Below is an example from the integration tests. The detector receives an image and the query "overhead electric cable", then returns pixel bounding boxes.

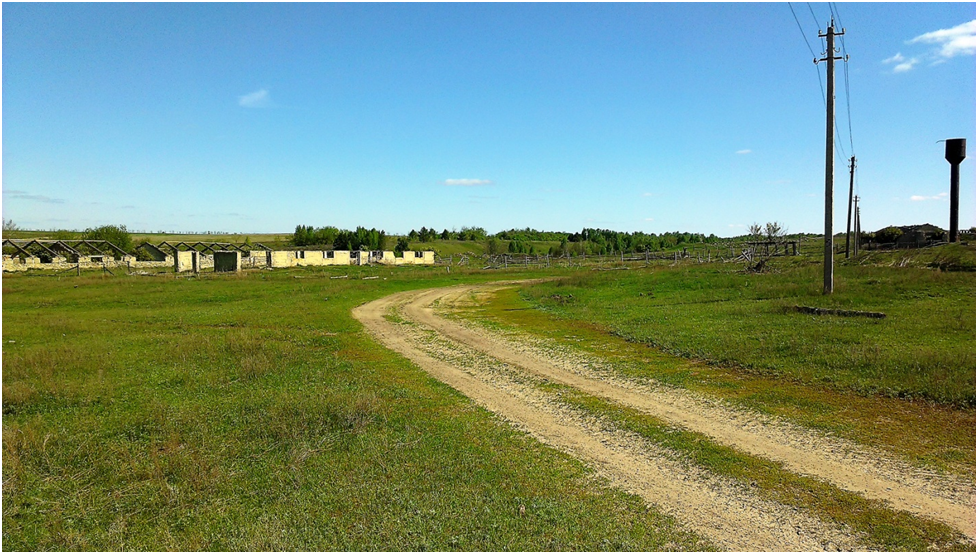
[789,4,828,109]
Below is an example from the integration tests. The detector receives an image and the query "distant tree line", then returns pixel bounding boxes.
[407,226,488,242]
[562,228,720,256]
[292,225,386,251]
[293,223,733,257]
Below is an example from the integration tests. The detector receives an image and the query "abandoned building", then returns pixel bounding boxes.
[2,238,436,273]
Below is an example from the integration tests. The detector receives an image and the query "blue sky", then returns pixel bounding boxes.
[3,2,975,237]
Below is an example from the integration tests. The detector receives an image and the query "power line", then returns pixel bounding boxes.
[791,3,852,163]
[831,1,855,157]
[805,2,850,160]
[789,3,830,126]
[807,3,825,50]
[789,3,818,58]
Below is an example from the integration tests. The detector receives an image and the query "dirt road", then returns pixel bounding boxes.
[353,283,976,550]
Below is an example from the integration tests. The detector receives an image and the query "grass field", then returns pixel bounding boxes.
[3,245,975,549]
[521,244,976,407]
[2,265,709,551]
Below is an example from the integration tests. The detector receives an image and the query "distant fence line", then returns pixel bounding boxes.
[435,243,802,270]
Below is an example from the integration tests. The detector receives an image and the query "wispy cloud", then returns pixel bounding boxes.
[883,52,919,72]
[443,178,492,186]
[644,217,655,222]
[909,19,976,59]
[885,20,976,73]
[736,149,752,155]
[2,189,65,204]
[911,192,949,201]
[239,89,272,108]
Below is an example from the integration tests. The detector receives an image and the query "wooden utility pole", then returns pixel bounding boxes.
[817,20,844,293]
[845,156,856,258]
[853,195,860,256]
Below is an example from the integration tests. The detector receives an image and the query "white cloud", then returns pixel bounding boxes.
[910,192,949,201]
[887,20,976,73]
[893,59,920,72]
[238,89,272,108]
[642,192,655,197]
[883,52,919,73]
[736,149,752,155]
[644,217,655,222]
[909,20,976,58]
[443,178,492,186]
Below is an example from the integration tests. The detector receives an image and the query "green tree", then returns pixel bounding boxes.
[747,223,763,241]
[765,222,786,242]
[486,237,501,255]
[394,237,410,254]
[83,224,133,252]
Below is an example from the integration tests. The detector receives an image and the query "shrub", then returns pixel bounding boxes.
[83,225,133,252]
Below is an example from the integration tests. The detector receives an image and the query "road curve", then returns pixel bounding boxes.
[353,282,976,547]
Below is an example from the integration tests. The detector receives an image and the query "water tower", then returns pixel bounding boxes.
[944,138,966,242]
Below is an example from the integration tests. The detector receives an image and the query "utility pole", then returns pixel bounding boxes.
[816,20,845,293]
[853,195,860,256]
[845,156,856,258]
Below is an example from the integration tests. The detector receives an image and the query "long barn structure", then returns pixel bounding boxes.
[2,239,435,272]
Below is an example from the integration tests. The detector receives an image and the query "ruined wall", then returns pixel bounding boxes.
[2,256,42,272]
[395,251,435,265]
[291,250,351,266]
[243,253,269,269]
[268,251,295,268]
[372,251,397,265]
[2,254,173,273]
[4,249,434,272]
[325,250,351,265]
[174,251,196,273]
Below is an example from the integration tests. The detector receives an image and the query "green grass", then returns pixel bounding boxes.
[407,239,488,258]
[2,266,710,551]
[5,247,975,549]
[453,269,974,480]
[520,246,976,407]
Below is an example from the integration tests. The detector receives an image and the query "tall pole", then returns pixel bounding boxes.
[817,21,844,293]
[845,156,855,258]
[853,196,860,256]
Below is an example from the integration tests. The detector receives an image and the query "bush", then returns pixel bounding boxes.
[875,226,903,244]
[83,225,132,252]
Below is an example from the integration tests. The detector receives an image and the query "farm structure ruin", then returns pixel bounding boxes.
[2,239,435,273]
